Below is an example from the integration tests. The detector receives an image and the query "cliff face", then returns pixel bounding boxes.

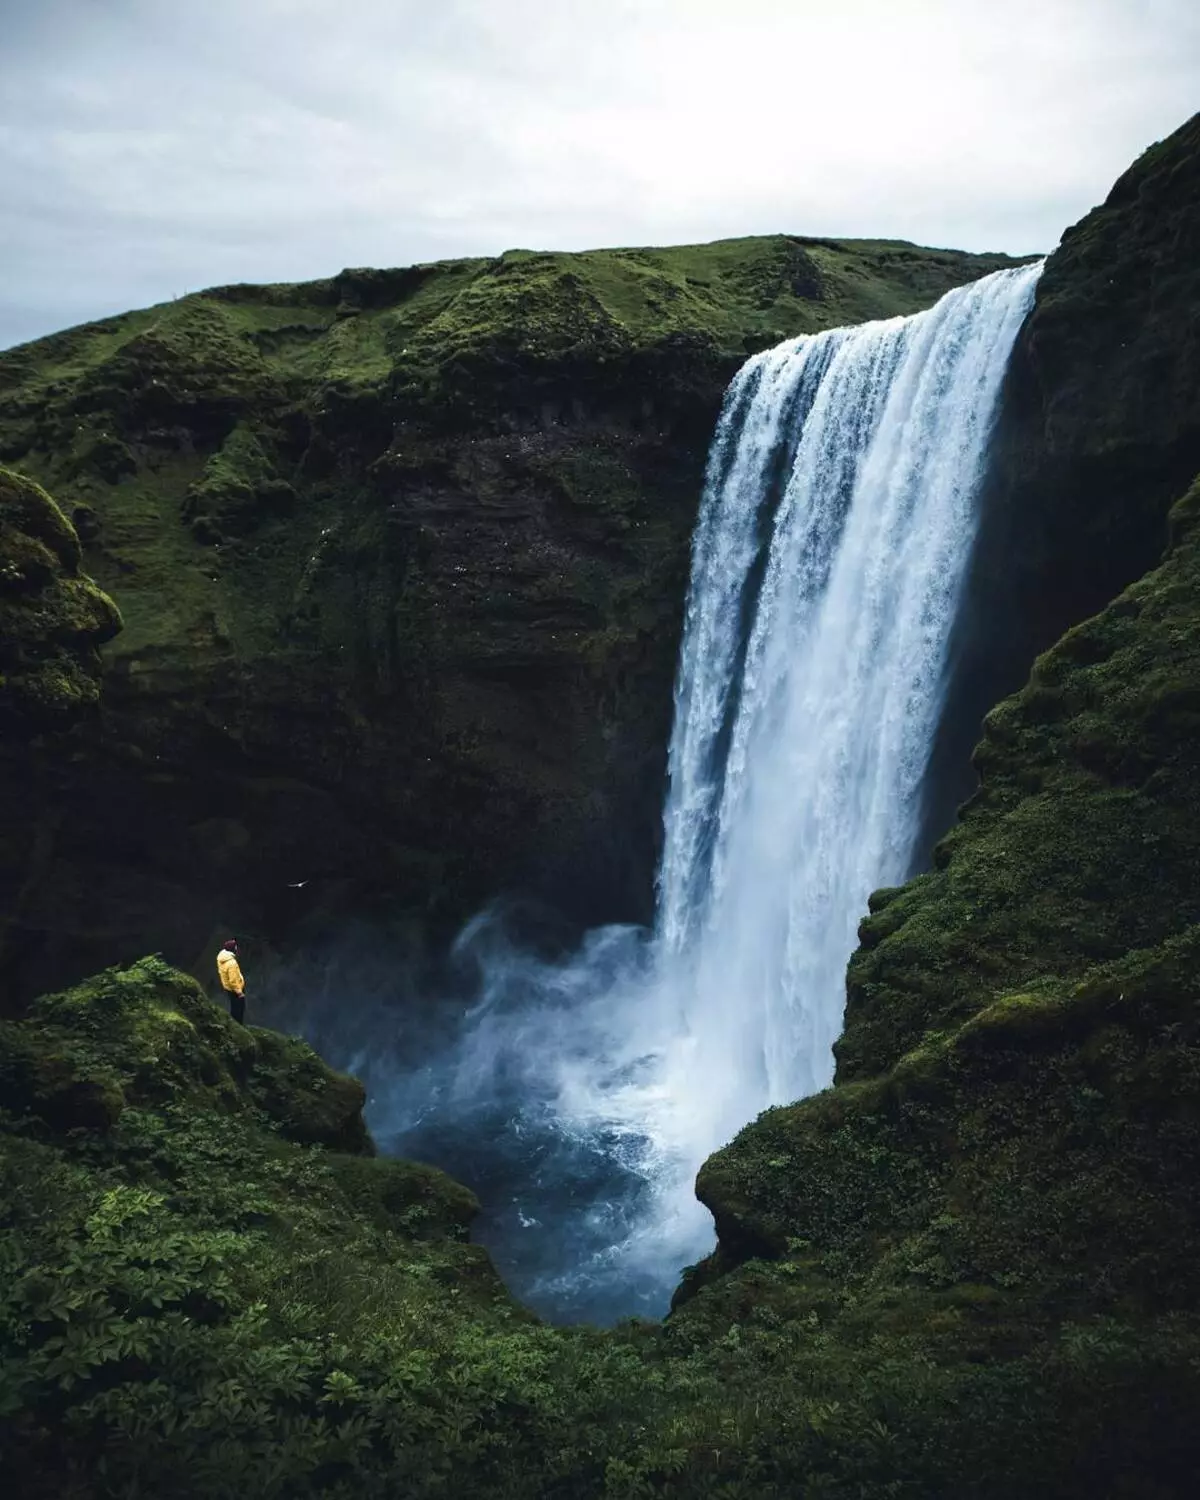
[923,111,1200,841]
[0,236,1022,1000]
[0,470,121,1006]
[994,109,1200,636]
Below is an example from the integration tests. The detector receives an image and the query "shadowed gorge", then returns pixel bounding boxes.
[3,109,1200,1499]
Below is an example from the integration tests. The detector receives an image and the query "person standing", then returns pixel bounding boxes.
[216,938,247,1024]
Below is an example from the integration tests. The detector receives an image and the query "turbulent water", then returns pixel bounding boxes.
[273,261,1042,1324]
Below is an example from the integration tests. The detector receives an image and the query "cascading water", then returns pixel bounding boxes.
[269,260,1042,1324]
[655,261,1043,1146]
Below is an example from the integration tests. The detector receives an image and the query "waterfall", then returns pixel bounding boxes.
[656,261,1043,1135]
[274,260,1043,1324]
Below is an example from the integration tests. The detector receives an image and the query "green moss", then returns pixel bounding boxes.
[74,299,275,437]
[0,466,121,729]
[183,422,295,543]
[0,234,1025,449]
[11,957,370,1153]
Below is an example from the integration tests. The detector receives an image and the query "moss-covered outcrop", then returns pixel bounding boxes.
[0,467,120,730]
[0,957,375,1150]
[0,237,1025,999]
[0,958,532,1496]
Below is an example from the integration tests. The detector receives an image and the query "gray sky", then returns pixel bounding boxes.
[2,0,1198,350]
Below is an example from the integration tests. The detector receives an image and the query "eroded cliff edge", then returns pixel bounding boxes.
[924,110,1200,837]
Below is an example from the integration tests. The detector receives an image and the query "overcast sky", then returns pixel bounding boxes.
[2,0,1197,349]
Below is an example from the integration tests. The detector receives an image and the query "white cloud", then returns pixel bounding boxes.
[1,0,1197,346]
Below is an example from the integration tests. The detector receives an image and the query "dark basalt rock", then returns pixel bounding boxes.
[923,110,1200,849]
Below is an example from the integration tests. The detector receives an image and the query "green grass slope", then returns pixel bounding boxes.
[0,236,1023,440]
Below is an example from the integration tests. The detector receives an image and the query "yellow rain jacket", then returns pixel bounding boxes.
[216,947,245,997]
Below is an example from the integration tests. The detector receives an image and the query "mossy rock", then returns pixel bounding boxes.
[0,956,540,1499]
[244,1029,370,1152]
[329,1152,480,1241]
[0,466,121,729]
[5,957,373,1153]
[182,422,296,542]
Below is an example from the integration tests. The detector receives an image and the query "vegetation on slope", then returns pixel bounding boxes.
[5,931,1198,1498]
[0,467,120,730]
[0,236,1025,457]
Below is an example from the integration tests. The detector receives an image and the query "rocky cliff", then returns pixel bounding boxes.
[0,470,121,1006]
[0,237,1023,1001]
[923,110,1200,838]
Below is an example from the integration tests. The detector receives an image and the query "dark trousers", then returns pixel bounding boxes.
[229,991,246,1025]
